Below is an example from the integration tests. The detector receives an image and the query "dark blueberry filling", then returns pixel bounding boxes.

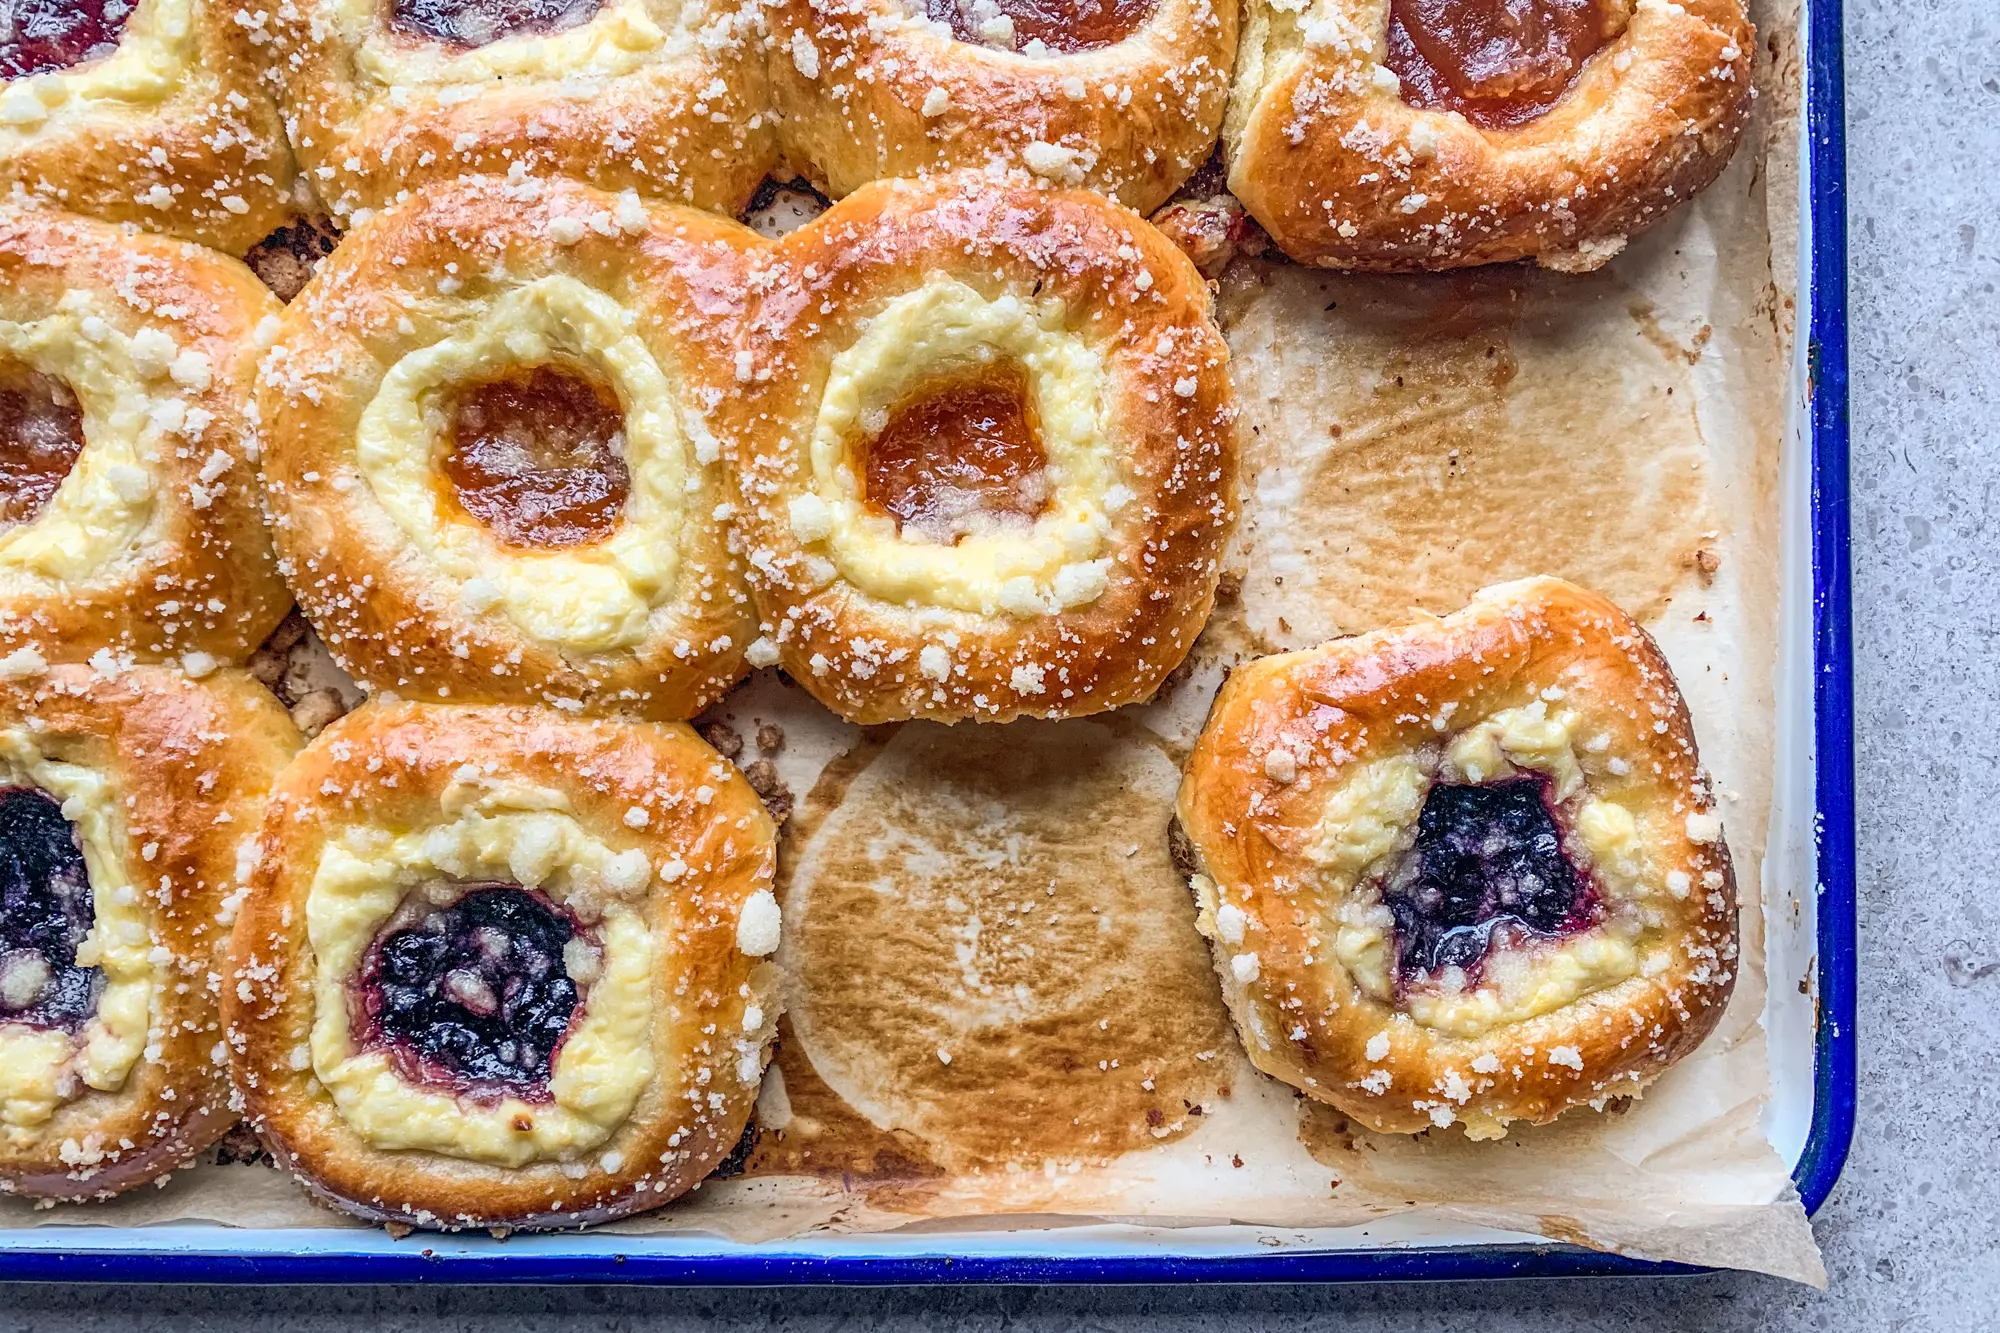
[1385,777,1596,982]
[0,0,134,80]
[388,0,601,47]
[0,786,99,1031]
[359,885,585,1102]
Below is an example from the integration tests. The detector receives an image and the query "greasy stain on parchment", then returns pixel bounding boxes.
[1216,260,1718,649]
[764,719,1234,1176]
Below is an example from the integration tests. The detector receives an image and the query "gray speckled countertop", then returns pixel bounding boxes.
[4,0,1993,1326]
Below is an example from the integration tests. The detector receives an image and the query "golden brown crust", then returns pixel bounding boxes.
[1224,0,1753,270]
[256,176,759,719]
[722,173,1237,725]
[768,0,1235,212]
[225,700,780,1230]
[0,666,301,1200]
[0,206,293,668]
[1176,577,1738,1137]
[262,0,775,225]
[0,0,298,254]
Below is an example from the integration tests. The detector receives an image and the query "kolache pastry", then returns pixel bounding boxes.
[257,0,774,226]
[767,0,1235,212]
[1224,0,1754,270]
[0,0,297,253]
[0,206,292,671]
[256,174,758,719]
[0,666,299,1200]
[223,701,782,1230]
[724,173,1236,725]
[1175,577,1738,1140]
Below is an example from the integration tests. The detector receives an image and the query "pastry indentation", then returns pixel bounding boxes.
[1384,0,1623,130]
[1384,777,1596,982]
[0,787,97,1032]
[0,366,83,532]
[862,366,1050,544]
[0,0,133,79]
[358,883,589,1103]
[388,0,602,47]
[441,366,630,552]
[923,0,1158,53]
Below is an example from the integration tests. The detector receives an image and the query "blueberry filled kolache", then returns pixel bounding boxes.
[224,701,781,1230]
[1224,0,1753,270]
[0,0,297,252]
[256,176,757,719]
[1175,577,1737,1139]
[0,206,292,669]
[256,0,773,225]
[0,666,299,1200]
[768,0,1235,212]
[722,172,1237,725]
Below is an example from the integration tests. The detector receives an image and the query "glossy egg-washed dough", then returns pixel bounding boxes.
[723,174,1236,725]
[0,207,291,668]
[264,0,773,224]
[1223,0,1753,270]
[257,176,757,719]
[1177,578,1739,1141]
[0,667,298,1202]
[0,0,296,253]
[226,702,780,1230]
[766,0,1235,213]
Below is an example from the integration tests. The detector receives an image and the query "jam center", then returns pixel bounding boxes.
[440,366,630,551]
[0,787,100,1032]
[924,0,1156,53]
[359,885,587,1102]
[1,0,134,79]
[1384,0,1620,130]
[0,365,84,530]
[1384,777,1595,980]
[862,367,1050,544]
[389,0,602,46]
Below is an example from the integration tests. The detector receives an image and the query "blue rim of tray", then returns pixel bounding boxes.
[0,0,1854,1285]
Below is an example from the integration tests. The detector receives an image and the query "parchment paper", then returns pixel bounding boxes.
[0,0,1825,1286]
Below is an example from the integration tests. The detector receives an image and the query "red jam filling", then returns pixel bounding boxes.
[923,0,1156,53]
[0,787,99,1032]
[0,365,84,530]
[0,0,132,79]
[440,366,629,551]
[1384,777,1598,982]
[389,0,601,47]
[1384,0,1619,130]
[357,885,586,1103]
[862,367,1051,544]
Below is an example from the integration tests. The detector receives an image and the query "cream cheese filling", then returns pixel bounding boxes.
[356,276,697,654]
[0,733,159,1144]
[797,276,1123,618]
[1301,700,1656,1039]
[342,0,735,90]
[304,778,658,1167]
[0,0,200,134]
[0,294,195,592]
